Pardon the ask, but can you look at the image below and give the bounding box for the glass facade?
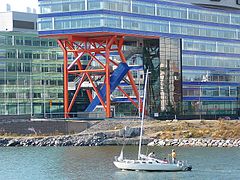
[38,0,240,118]
[0,31,63,117]
[142,38,181,117]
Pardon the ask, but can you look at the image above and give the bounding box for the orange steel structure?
[57,35,142,118]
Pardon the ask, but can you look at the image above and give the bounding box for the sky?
[0,0,38,13]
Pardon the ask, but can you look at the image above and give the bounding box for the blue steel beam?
[85,62,130,112]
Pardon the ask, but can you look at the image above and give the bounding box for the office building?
[0,11,64,117]
[38,0,240,118]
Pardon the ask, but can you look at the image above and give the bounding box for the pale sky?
[0,0,38,13]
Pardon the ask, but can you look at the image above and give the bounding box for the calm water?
[0,146,239,180]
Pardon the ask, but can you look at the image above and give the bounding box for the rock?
[212,143,218,147]
[226,139,230,144]
[54,140,60,146]
[7,139,20,147]
[118,127,141,138]
[157,140,166,146]
[0,139,8,146]
[178,142,185,147]
[105,132,115,138]
[147,139,158,146]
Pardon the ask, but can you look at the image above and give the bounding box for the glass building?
[38,0,240,118]
[0,30,64,117]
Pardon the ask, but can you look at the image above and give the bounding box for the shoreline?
[0,134,239,147]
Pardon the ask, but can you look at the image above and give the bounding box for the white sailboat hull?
[113,160,191,171]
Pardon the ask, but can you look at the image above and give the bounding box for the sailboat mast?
[138,69,149,160]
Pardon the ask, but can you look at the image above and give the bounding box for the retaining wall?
[0,121,90,135]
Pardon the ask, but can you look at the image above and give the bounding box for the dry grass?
[143,120,240,139]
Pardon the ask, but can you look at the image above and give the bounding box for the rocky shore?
[0,133,239,148]
[0,133,108,147]
[148,138,240,148]
[0,127,144,147]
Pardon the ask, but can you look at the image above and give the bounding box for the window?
[7,49,16,58]
[13,20,35,30]
[34,93,41,98]
[0,80,5,85]
[8,93,16,98]
[42,67,48,72]
[62,3,69,11]
[15,36,24,45]
[50,80,56,85]
[8,80,16,85]
[24,63,31,72]
[24,37,32,46]
[0,35,5,45]
[52,4,62,12]
[33,40,40,46]
[7,63,16,72]
[88,1,101,10]
[41,40,48,46]
[58,80,63,85]
[24,51,33,59]
[33,52,40,59]
[70,2,84,11]
[58,93,63,98]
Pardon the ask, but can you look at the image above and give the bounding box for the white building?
[0,11,37,33]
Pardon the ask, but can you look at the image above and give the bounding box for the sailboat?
[113,70,192,171]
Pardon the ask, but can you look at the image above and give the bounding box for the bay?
[0,146,239,180]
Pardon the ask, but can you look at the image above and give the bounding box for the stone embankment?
[0,133,107,147]
[148,138,240,147]
[0,134,239,148]
[0,127,144,147]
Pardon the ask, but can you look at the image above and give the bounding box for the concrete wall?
[67,121,90,134]
[0,115,31,123]
[0,121,90,135]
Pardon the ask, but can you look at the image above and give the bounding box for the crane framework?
[57,35,142,118]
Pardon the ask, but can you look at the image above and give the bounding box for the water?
[0,146,239,180]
